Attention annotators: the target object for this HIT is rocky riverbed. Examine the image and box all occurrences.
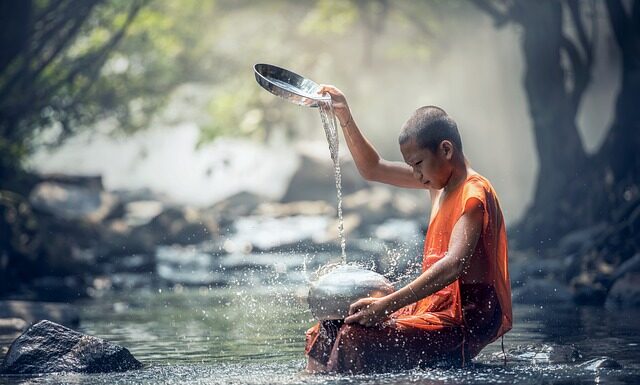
[1,150,639,353]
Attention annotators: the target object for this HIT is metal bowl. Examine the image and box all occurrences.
[254,63,330,107]
[308,265,395,321]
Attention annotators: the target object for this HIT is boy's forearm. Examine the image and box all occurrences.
[383,256,463,313]
[340,115,383,180]
[339,113,425,189]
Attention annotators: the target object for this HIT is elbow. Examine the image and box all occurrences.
[450,257,468,281]
[358,167,375,181]
[357,160,380,182]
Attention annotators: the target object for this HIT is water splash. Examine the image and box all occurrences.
[317,100,346,263]
[307,260,377,283]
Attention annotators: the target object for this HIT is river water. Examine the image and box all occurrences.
[2,98,638,385]
[1,278,639,385]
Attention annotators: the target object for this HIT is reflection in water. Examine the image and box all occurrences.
[1,283,638,385]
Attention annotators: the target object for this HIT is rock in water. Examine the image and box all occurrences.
[0,320,142,374]
[308,265,394,320]
[578,357,622,370]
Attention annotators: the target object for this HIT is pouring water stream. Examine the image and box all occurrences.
[317,99,346,264]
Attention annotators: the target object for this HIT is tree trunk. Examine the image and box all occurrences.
[514,1,589,247]
[515,0,640,249]
[599,0,640,183]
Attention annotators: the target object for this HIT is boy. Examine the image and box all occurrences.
[305,85,512,373]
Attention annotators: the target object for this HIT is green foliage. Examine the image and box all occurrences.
[1,1,144,153]
[0,0,222,163]
[299,0,358,35]
[201,78,264,142]
[0,0,465,176]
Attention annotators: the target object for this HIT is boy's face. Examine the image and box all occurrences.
[400,138,453,190]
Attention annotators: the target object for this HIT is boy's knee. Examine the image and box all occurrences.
[337,324,369,345]
[305,356,328,373]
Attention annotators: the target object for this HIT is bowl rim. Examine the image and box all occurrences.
[253,63,331,104]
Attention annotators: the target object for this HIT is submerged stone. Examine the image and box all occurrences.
[606,272,640,308]
[0,320,142,374]
[504,343,583,364]
[578,357,622,370]
[28,182,119,223]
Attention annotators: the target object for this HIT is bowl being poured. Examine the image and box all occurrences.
[254,63,331,107]
[308,264,395,321]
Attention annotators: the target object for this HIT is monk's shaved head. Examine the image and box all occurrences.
[398,106,463,153]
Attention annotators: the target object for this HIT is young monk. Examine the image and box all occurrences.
[304,85,512,373]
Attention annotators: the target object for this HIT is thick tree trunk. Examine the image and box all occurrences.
[473,0,640,263]
[0,1,31,73]
[514,1,589,247]
[515,0,640,249]
[599,0,640,182]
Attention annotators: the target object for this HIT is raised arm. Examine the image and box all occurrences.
[319,85,425,190]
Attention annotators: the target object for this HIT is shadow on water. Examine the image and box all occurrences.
[1,279,639,385]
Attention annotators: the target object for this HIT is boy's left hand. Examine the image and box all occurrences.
[344,297,390,327]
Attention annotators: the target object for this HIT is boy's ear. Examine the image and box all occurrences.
[440,140,454,160]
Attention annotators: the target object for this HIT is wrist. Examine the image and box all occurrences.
[339,113,353,128]
[379,295,398,315]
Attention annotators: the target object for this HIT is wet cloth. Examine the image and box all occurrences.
[304,173,512,373]
[305,283,501,372]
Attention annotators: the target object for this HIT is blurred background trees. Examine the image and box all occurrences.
[0,0,637,267]
[472,0,639,250]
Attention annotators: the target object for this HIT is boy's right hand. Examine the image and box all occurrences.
[318,85,352,127]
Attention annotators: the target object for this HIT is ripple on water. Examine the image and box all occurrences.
[0,361,637,385]
[2,288,640,384]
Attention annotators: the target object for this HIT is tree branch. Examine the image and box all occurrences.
[470,0,510,27]
[605,0,631,54]
[567,0,593,64]
[30,1,87,59]
[633,0,640,36]
[561,35,590,114]
[31,4,98,84]
[33,0,66,28]
[0,1,31,74]
[10,1,146,143]
[395,3,435,38]
[0,1,98,103]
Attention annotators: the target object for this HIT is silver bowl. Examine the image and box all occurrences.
[308,265,395,321]
[254,63,330,107]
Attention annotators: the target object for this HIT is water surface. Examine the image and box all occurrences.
[2,282,639,385]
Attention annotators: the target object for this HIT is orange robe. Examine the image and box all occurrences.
[305,173,512,373]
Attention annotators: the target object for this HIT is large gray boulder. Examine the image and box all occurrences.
[281,152,368,204]
[29,182,121,223]
[0,301,79,328]
[606,272,640,308]
[129,206,218,247]
[0,320,142,374]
